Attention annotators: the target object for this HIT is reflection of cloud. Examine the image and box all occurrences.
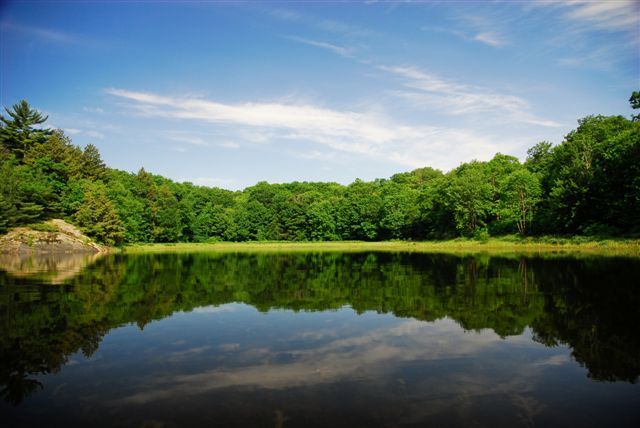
[218,343,240,352]
[108,308,573,428]
[191,305,239,313]
[534,354,570,366]
[115,316,553,406]
[168,346,213,361]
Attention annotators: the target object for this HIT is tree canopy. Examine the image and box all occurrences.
[1,94,639,243]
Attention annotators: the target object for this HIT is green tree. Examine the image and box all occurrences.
[81,144,107,181]
[0,100,51,159]
[154,184,182,242]
[380,181,419,239]
[336,180,382,240]
[498,169,542,235]
[544,115,639,234]
[445,162,493,235]
[74,185,125,245]
[0,157,50,226]
[630,91,640,121]
[192,203,231,242]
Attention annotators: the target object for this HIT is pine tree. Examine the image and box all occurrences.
[0,100,52,159]
[74,187,125,245]
[81,144,107,181]
[0,194,15,233]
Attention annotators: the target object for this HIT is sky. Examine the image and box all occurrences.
[1,1,638,190]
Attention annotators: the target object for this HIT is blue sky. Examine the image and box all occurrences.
[1,1,638,190]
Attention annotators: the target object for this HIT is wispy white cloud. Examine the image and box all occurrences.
[219,141,240,150]
[167,133,239,150]
[556,45,621,71]
[63,127,104,139]
[269,8,373,38]
[380,65,560,127]
[316,18,374,37]
[167,133,210,146]
[473,31,508,47]
[295,149,338,162]
[534,0,639,32]
[421,25,508,48]
[268,8,304,23]
[84,130,104,139]
[522,1,638,73]
[106,88,512,171]
[2,21,77,44]
[1,21,105,48]
[83,106,105,114]
[286,36,354,57]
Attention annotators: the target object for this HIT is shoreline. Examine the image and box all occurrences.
[122,239,640,257]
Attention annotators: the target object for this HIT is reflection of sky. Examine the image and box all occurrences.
[11,304,640,427]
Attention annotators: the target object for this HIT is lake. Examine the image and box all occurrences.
[1,251,639,427]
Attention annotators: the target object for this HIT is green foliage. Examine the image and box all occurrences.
[81,144,107,181]
[0,100,51,159]
[497,169,542,235]
[542,115,639,234]
[27,222,59,233]
[1,97,638,242]
[446,162,493,235]
[192,203,231,242]
[630,91,640,122]
[74,184,125,245]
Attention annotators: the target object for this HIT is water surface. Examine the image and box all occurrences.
[1,252,639,427]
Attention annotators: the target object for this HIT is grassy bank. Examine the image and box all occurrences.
[123,237,640,257]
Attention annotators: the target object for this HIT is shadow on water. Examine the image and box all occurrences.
[0,251,639,422]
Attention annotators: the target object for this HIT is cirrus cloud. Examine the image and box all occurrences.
[105,87,517,171]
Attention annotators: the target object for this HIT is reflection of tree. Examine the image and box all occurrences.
[530,257,640,383]
[0,373,42,406]
[0,252,639,404]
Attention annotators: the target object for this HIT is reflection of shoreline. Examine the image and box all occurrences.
[0,252,105,284]
[0,252,638,407]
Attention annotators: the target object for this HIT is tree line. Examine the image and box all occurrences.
[1,94,639,245]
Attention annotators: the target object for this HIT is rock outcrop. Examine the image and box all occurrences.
[0,219,105,254]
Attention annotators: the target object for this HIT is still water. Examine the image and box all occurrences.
[1,252,639,427]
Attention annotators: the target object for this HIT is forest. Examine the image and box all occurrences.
[1,94,639,245]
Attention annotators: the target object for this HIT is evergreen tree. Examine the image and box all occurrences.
[81,144,107,181]
[74,186,125,245]
[0,100,52,159]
